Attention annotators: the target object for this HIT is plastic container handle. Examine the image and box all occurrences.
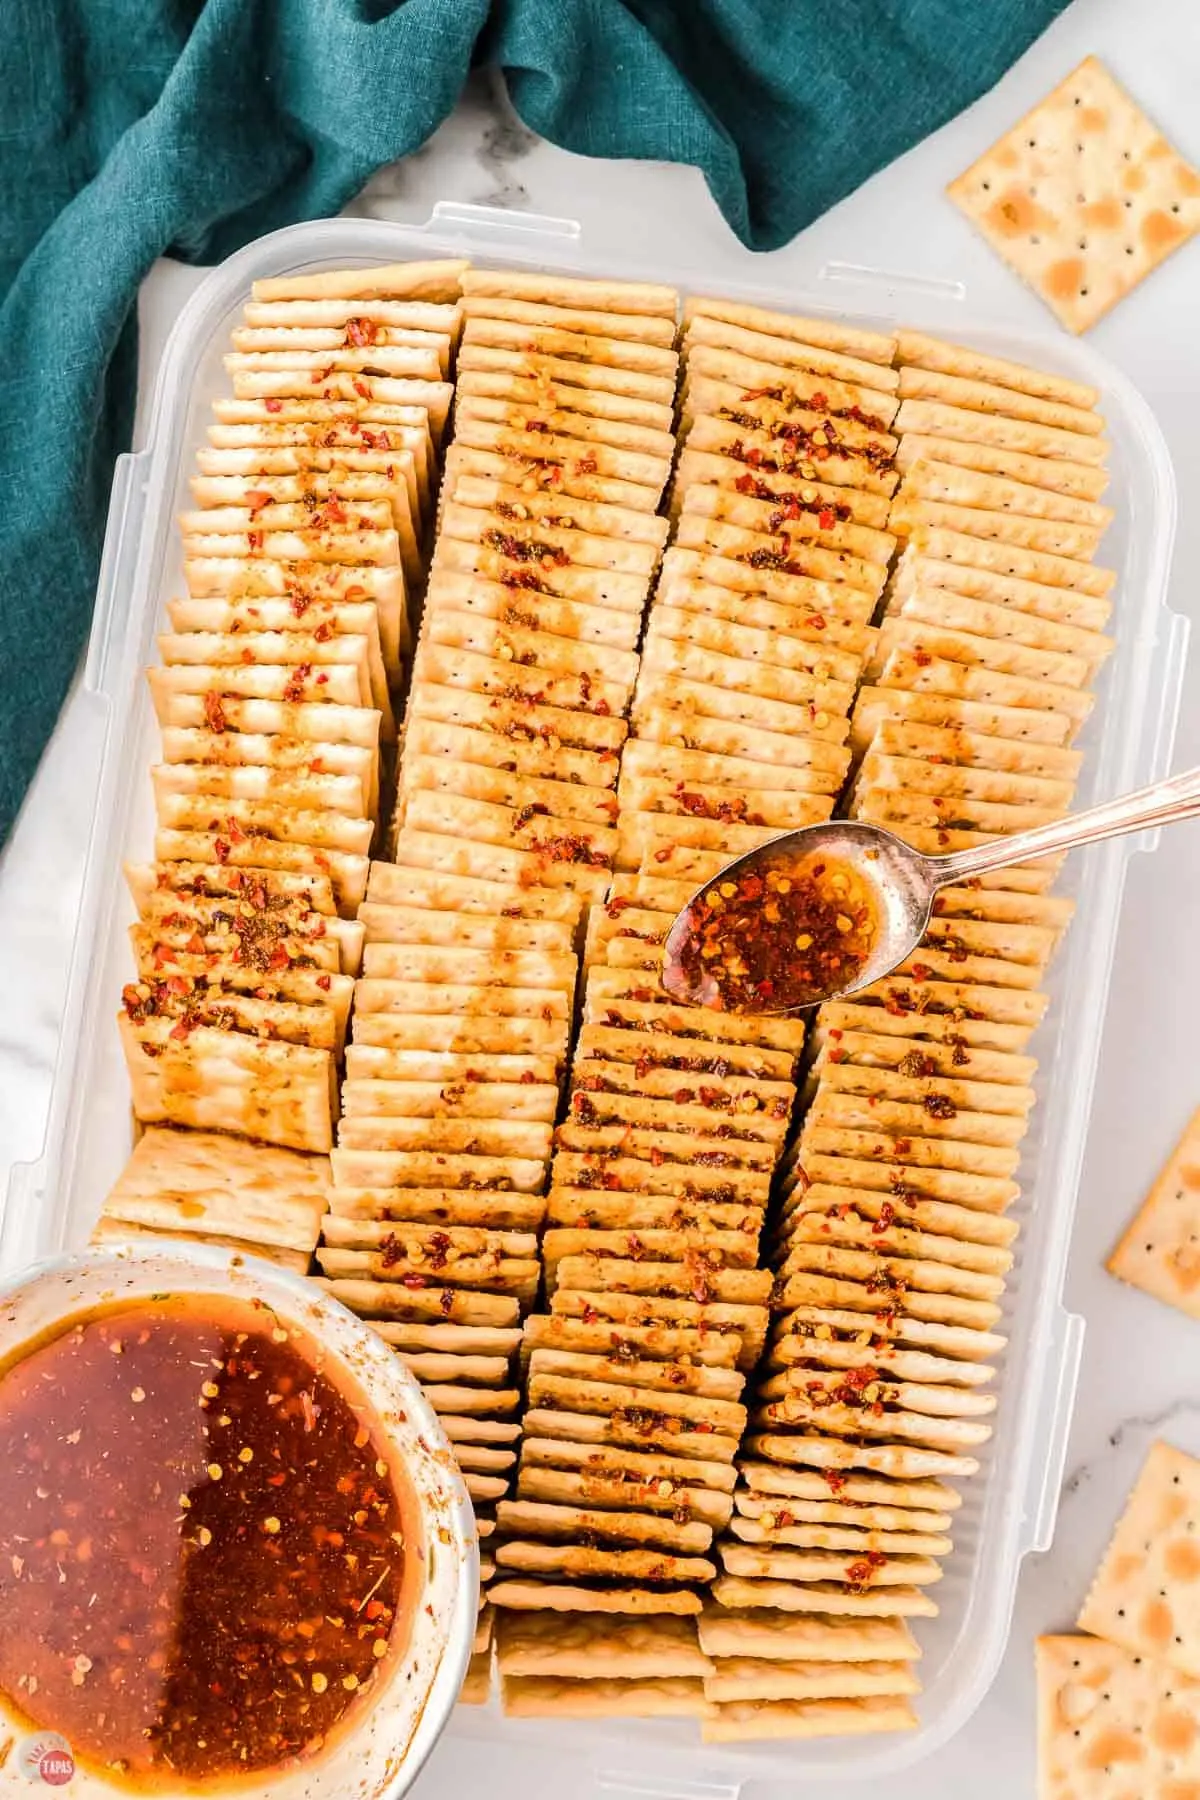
[1021,1307,1086,1556]
[84,448,151,701]
[597,1774,740,1800]
[816,260,967,306]
[0,1156,50,1281]
[427,201,582,245]
[1133,608,1191,851]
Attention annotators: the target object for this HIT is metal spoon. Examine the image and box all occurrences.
[661,762,1200,1015]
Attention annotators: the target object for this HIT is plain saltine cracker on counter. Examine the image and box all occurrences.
[1077,1439,1200,1678]
[948,56,1200,332]
[1108,1103,1200,1320]
[1036,1633,1200,1797]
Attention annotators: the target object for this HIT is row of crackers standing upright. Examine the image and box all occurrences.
[698,319,1114,1737]
[318,268,682,1696]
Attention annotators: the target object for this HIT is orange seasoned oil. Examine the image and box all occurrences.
[0,1294,416,1786]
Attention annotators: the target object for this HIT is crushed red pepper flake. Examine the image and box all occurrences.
[664,850,878,1012]
[846,1551,889,1585]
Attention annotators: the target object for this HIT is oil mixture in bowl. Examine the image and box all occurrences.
[0,1293,419,1785]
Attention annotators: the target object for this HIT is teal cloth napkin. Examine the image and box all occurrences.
[0,0,1070,847]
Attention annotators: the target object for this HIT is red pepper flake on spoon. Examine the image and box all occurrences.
[662,847,879,1014]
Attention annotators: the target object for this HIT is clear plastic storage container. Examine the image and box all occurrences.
[1,207,1189,1791]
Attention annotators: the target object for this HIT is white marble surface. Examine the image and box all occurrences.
[3,0,1200,1790]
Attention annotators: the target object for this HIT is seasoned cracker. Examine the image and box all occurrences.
[729,1515,951,1558]
[488,1581,703,1616]
[501,1674,708,1718]
[704,1656,920,1704]
[458,1646,493,1706]
[251,261,467,304]
[697,1606,920,1663]
[719,1543,943,1589]
[497,1498,713,1555]
[495,1609,711,1678]
[701,1694,917,1742]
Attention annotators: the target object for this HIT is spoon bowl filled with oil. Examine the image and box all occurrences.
[662,761,1200,1016]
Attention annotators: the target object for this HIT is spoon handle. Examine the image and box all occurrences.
[925,762,1200,885]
